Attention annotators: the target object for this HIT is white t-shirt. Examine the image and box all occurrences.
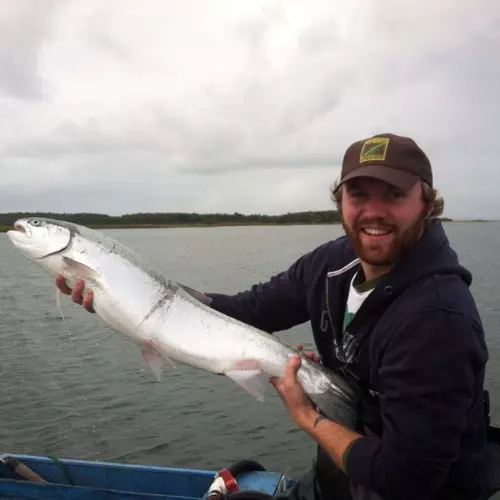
[339,271,380,363]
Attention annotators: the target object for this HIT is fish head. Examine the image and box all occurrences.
[7,218,72,260]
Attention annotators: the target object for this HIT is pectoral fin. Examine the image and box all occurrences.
[141,340,176,382]
[141,348,166,382]
[61,257,100,280]
[55,288,71,335]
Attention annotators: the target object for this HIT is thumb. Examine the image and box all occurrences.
[284,354,301,381]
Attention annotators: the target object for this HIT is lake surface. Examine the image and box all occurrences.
[1,222,499,478]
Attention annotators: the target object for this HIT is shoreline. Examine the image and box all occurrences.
[0,219,492,233]
[0,221,342,232]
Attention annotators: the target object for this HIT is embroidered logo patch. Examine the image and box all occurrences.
[359,137,389,162]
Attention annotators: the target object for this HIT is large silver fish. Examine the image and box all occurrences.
[7,217,359,429]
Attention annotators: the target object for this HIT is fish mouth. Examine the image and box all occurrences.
[8,220,32,240]
[13,221,31,237]
[7,218,72,260]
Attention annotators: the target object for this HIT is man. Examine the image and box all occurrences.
[56,133,499,500]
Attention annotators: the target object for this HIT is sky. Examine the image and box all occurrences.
[0,0,499,219]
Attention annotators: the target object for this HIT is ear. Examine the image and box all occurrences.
[420,182,436,219]
[424,200,434,219]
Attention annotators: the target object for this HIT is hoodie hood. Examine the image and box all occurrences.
[379,218,472,295]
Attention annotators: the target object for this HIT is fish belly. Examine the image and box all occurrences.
[140,291,289,401]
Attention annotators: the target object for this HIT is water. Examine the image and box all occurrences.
[1,222,500,478]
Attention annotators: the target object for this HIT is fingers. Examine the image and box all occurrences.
[306,352,321,363]
[55,275,95,313]
[269,355,301,389]
[55,274,72,295]
[283,354,301,385]
[71,280,96,313]
[71,280,85,304]
[82,290,95,313]
[296,344,321,363]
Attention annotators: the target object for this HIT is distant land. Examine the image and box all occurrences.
[0,211,458,232]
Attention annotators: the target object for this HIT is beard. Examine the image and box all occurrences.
[341,208,428,267]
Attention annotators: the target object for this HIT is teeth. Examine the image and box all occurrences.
[364,228,390,235]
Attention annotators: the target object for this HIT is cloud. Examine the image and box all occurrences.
[0,0,499,218]
[0,0,62,100]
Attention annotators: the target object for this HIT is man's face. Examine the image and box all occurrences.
[340,177,429,268]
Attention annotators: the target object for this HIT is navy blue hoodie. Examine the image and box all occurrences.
[207,220,490,500]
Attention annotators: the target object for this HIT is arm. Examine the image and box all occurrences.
[272,310,486,500]
[344,310,486,500]
[206,251,313,333]
[270,354,363,469]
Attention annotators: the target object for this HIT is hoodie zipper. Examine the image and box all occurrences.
[325,276,342,361]
[325,258,360,365]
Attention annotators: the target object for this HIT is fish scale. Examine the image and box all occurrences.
[7,217,360,430]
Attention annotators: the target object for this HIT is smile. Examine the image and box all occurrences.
[361,228,392,236]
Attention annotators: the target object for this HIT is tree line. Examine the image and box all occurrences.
[0,210,344,228]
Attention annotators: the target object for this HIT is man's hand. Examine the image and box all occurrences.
[55,274,95,313]
[296,344,321,363]
[269,354,318,431]
[270,347,363,473]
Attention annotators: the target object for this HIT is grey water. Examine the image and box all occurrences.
[1,222,500,478]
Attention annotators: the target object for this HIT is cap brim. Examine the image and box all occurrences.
[335,165,420,192]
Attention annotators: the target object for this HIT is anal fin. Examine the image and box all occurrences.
[226,368,269,402]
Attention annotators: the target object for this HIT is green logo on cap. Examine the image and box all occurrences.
[360,137,389,162]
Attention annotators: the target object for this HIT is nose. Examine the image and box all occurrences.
[361,195,389,219]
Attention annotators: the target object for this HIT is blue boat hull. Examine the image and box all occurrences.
[0,454,294,500]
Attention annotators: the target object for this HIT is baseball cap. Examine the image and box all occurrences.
[334,133,433,192]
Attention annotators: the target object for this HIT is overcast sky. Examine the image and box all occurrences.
[0,0,498,219]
